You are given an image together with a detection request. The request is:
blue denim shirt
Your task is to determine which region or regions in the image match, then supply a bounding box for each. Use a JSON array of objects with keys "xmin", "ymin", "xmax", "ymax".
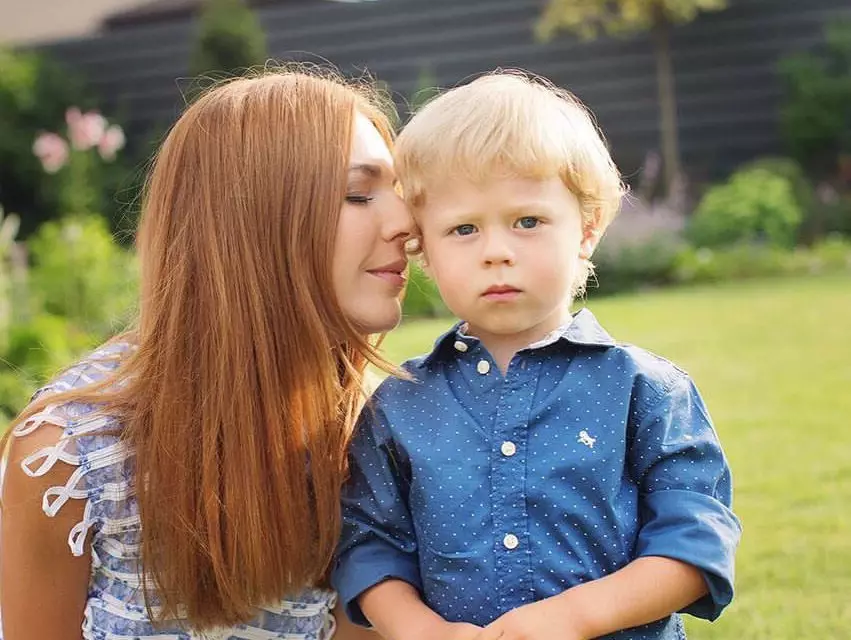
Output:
[{"xmin": 333, "ymin": 309, "xmax": 741, "ymax": 639}]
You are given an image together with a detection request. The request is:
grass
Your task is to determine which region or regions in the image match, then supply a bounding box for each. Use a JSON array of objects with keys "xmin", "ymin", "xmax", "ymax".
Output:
[{"xmin": 380, "ymin": 275, "xmax": 851, "ymax": 639}]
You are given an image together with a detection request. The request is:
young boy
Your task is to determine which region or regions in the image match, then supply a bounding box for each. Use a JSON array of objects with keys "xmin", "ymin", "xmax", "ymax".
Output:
[{"xmin": 332, "ymin": 71, "xmax": 741, "ymax": 640}]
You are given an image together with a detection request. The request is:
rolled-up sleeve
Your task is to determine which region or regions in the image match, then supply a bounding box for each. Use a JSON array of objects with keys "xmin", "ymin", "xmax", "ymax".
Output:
[
  {"xmin": 332, "ymin": 403, "xmax": 421, "ymax": 626},
  {"xmin": 628, "ymin": 372, "xmax": 742, "ymax": 621}
]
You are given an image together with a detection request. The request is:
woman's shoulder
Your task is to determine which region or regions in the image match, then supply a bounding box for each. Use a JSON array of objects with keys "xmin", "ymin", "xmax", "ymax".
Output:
[
  {"xmin": 32, "ymin": 341, "xmax": 132, "ymax": 402},
  {"xmin": 2, "ymin": 341, "xmax": 137, "ymax": 557}
]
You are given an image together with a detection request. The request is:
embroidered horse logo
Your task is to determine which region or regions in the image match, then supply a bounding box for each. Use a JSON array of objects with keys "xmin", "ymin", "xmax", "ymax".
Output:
[{"xmin": 578, "ymin": 430, "xmax": 596, "ymax": 449}]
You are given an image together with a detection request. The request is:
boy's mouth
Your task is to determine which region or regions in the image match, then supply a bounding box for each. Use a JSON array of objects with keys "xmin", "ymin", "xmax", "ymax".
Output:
[{"xmin": 482, "ymin": 284, "xmax": 522, "ymax": 301}]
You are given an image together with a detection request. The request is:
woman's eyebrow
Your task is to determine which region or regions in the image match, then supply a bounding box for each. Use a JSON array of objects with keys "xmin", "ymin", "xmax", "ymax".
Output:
[{"xmin": 348, "ymin": 163, "xmax": 383, "ymax": 178}]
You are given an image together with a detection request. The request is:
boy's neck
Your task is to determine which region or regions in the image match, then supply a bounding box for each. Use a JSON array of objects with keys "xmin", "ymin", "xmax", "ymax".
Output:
[{"xmin": 465, "ymin": 307, "xmax": 572, "ymax": 374}]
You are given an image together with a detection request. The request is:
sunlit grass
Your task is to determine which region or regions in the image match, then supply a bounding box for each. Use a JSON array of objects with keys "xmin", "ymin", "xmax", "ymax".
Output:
[{"xmin": 381, "ymin": 275, "xmax": 851, "ymax": 639}]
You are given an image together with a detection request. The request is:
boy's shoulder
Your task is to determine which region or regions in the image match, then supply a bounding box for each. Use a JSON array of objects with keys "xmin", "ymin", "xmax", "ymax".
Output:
[
  {"xmin": 600, "ymin": 341, "xmax": 698, "ymax": 414},
  {"xmin": 371, "ymin": 355, "xmax": 434, "ymax": 400}
]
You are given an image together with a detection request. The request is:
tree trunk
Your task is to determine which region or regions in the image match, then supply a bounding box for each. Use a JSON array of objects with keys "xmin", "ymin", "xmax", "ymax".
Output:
[{"xmin": 651, "ymin": 10, "xmax": 682, "ymax": 195}]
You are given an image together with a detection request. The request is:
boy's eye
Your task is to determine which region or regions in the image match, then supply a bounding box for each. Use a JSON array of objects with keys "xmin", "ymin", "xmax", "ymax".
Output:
[
  {"xmin": 346, "ymin": 194, "xmax": 374, "ymax": 205},
  {"xmin": 452, "ymin": 224, "xmax": 477, "ymax": 237},
  {"xmin": 515, "ymin": 216, "xmax": 540, "ymax": 229}
]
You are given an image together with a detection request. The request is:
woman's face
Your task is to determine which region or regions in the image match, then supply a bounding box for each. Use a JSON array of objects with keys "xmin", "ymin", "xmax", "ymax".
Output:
[{"xmin": 332, "ymin": 113, "xmax": 414, "ymax": 334}]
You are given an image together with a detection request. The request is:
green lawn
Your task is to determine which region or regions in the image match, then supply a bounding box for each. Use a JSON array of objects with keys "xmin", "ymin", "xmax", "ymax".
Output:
[{"xmin": 381, "ymin": 275, "xmax": 851, "ymax": 639}]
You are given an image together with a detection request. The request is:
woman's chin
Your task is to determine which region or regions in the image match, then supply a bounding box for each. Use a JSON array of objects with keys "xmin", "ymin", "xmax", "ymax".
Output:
[{"xmin": 348, "ymin": 301, "xmax": 402, "ymax": 335}]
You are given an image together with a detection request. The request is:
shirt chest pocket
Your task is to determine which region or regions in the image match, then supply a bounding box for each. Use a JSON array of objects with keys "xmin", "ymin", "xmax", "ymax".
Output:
[{"xmin": 407, "ymin": 444, "xmax": 491, "ymax": 556}]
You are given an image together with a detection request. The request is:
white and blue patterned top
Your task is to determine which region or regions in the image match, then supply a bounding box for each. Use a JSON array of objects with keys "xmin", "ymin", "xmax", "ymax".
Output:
[{"xmin": 1, "ymin": 344, "xmax": 337, "ymax": 640}]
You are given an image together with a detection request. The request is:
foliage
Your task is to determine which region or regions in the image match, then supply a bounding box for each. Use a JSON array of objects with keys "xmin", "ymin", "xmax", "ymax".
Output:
[
  {"xmin": 402, "ymin": 261, "xmax": 448, "ymax": 319},
  {"xmin": 0, "ymin": 48, "xmax": 91, "ymax": 237},
  {"xmin": 688, "ymin": 167, "xmax": 803, "ymax": 248},
  {"xmin": 779, "ymin": 21, "xmax": 851, "ymax": 179},
  {"xmin": 535, "ymin": 0, "xmax": 729, "ymax": 193},
  {"xmin": 536, "ymin": 0, "xmax": 728, "ymax": 40},
  {"xmin": 190, "ymin": 0, "xmax": 268, "ymax": 79},
  {"xmin": 0, "ymin": 206, "xmax": 20, "ymax": 352},
  {"xmin": 27, "ymin": 214, "xmax": 138, "ymax": 336},
  {"xmin": 672, "ymin": 238, "xmax": 850, "ymax": 283},
  {"xmin": 32, "ymin": 107, "xmax": 126, "ymax": 218},
  {"xmin": 591, "ymin": 234, "xmax": 684, "ymax": 296},
  {"xmin": 408, "ymin": 66, "xmax": 440, "ymax": 114}
]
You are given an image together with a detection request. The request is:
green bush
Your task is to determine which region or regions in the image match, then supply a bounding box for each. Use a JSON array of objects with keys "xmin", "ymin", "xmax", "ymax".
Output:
[
  {"xmin": 0, "ymin": 313, "xmax": 97, "ymax": 423},
  {"xmin": 590, "ymin": 235, "xmax": 683, "ymax": 296},
  {"xmin": 811, "ymin": 192, "xmax": 851, "ymax": 240},
  {"xmin": 742, "ymin": 157, "xmax": 815, "ymax": 217},
  {"xmin": 4, "ymin": 314, "xmax": 95, "ymax": 382},
  {"xmin": 779, "ymin": 21, "xmax": 851, "ymax": 179},
  {"xmin": 28, "ymin": 214, "xmax": 137, "ymax": 337},
  {"xmin": 0, "ymin": 369, "xmax": 35, "ymax": 424},
  {"xmin": 402, "ymin": 262, "xmax": 448, "ymax": 319},
  {"xmin": 672, "ymin": 238, "xmax": 851, "ymax": 284},
  {"xmin": 190, "ymin": 0, "xmax": 268, "ymax": 80},
  {"xmin": 688, "ymin": 167, "xmax": 803, "ymax": 249}
]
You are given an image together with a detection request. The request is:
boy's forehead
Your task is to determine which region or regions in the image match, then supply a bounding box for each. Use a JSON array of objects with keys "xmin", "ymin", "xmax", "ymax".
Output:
[{"xmin": 419, "ymin": 174, "xmax": 576, "ymax": 217}]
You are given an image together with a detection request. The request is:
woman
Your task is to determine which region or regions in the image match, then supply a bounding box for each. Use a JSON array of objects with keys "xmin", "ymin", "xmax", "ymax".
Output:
[{"xmin": 0, "ymin": 68, "xmax": 412, "ymax": 639}]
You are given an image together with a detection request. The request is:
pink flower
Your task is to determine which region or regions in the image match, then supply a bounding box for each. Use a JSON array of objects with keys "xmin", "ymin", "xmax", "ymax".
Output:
[
  {"xmin": 33, "ymin": 132, "xmax": 70, "ymax": 174},
  {"xmin": 98, "ymin": 124, "xmax": 125, "ymax": 161},
  {"xmin": 66, "ymin": 107, "xmax": 106, "ymax": 151}
]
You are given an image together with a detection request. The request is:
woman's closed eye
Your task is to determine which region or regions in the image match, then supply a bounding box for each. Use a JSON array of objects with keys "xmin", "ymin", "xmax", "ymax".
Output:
[{"xmin": 345, "ymin": 193, "xmax": 374, "ymax": 205}]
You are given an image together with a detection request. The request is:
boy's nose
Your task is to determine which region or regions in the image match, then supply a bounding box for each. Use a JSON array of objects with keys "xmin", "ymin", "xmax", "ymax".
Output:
[{"xmin": 481, "ymin": 232, "xmax": 515, "ymax": 266}]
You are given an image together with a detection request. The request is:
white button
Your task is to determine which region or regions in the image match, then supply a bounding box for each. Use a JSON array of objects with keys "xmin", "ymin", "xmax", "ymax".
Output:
[
  {"xmin": 501, "ymin": 441, "xmax": 516, "ymax": 457},
  {"xmin": 503, "ymin": 533, "xmax": 519, "ymax": 550},
  {"xmin": 477, "ymin": 360, "xmax": 491, "ymax": 375},
  {"xmin": 453, "ymin": 340, "xmax": 468, "ymax": 352}
]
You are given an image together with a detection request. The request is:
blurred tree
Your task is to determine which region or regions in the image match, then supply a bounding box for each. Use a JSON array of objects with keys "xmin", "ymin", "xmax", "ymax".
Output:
[
  {"xmin": 779, "ymin": 20, "xmax": 851, "ymax": 182},
  {"xmin": 536, "ymin": 0, "xmax": 729, "ymax": 194},
  {"xmin": 409, "ymin": 65, "xmax": 440, "ymax": 114},
  {"xmin": 190, "ymin": 0, "xmax": 268, "ymax": 81}
]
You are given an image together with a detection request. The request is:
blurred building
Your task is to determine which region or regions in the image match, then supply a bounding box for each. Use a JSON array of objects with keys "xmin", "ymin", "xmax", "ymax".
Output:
[
  {"xmin": 0, "ymin": 0, "xmax": 147, "ymax": 45},
  {"xmin": 7, "ymin": 0, "xmax": 851, "ymax": 181}
]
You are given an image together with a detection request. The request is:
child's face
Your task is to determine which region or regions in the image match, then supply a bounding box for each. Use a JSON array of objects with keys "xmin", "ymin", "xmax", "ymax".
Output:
[{"xmin": 418, "ymin": 175, "xmax": 598, "ymax": 343}]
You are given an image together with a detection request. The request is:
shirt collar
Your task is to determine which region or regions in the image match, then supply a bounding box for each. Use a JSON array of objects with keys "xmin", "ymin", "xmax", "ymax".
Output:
[{"xmin": 418, "ymin": 307, "xmax": 616, "ymax": 368}]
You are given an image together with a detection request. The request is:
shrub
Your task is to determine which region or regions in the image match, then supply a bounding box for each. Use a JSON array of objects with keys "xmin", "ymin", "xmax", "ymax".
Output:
[
  {"xmin": 688, "ymin": 167, "xmax": 803, "ymax": 249},
  {"xmin": 779, "ymin": 21, "xmax": 851, "ymax": 180},
  {"xmin": 672, "ymin": 238, "xmax": 851, "ymax": 284},
  {"xmin": 590, "ymin": 235, "xmax": 683, "ymax": 296},
  {"xmin": 28, "ymin": 214, "xmax": 137, "ymax": 337},
  {"xmin": 402, "ymin": 262, "xmax": 448, "ymax": 319},
  {"xmin": 190, "ymin": 0, "xmax": 268, "ymax": 80},
  {"xmin": 0, "ymin": 48, "xmax": 91, "ymax": 237}
]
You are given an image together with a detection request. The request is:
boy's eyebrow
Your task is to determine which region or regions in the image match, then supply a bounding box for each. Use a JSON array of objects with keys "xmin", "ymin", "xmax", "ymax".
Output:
[{"xmin": 435, "ymin": 202, "xmax": 557, "ymax": 221}]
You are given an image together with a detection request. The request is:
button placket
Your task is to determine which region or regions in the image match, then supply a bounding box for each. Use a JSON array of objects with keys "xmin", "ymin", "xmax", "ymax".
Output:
[{"xmin": 489, "ymin": 361, "xmax": 540, "ymax": 610}]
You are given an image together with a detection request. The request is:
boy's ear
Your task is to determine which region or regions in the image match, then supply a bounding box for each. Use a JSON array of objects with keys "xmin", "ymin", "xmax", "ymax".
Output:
[
  {"xmin": 419, "ymin": 250, "xmax": 432, "ymax": 276},
  {"xmin": 405, "ymin": 236, "xmax": 431, "ymax": 274},
  {"xmin": 579, "ymin": 213, "xmax": 603, "ymax": 260}
]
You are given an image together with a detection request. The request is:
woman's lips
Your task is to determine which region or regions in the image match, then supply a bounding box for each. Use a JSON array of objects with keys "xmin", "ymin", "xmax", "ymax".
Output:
[{"xmin": 367, "ymin": 269, "xmax": 406, "ymax": 287}]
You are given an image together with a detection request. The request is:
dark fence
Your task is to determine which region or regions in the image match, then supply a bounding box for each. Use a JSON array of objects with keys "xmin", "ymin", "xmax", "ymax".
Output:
[{"xmin": 39, "ymin": 0, "xmax": 851, "ymax": 180}]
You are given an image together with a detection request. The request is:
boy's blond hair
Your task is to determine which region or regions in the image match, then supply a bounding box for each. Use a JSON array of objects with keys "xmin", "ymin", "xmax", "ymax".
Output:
[{"xmin": 395, "ymin": 70, "xmax": 624, "ymax": 233}]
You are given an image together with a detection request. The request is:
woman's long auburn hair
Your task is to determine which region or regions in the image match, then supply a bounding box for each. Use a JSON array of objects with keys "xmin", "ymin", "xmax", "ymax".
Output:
[{"xmin": 3, "ymin": 69, "xmax": 398, "ymax": 628}]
